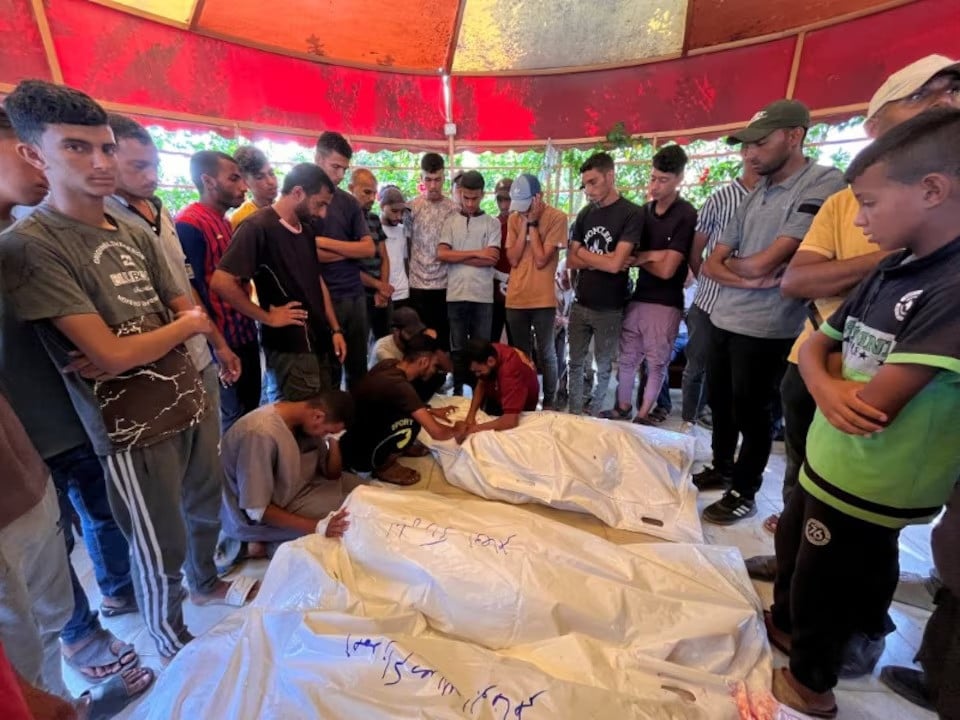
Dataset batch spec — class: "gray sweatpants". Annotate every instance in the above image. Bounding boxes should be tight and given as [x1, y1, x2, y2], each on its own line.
[101, 364, 223, 658]
[0, 479, 72, 697]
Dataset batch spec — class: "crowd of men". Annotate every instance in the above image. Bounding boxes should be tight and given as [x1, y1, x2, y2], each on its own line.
[1, 52, 960, 720]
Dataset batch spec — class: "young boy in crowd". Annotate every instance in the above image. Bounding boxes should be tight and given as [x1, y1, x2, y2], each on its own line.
[0, 80, 256, 662]
[769, 108, 960, 717]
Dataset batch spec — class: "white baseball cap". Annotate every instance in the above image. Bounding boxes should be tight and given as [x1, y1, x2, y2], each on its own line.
[867, 55, 960, 121]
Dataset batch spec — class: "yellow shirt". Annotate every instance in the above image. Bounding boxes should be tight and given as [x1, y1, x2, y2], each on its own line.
[787, 186, 880, 363]
[229, 199, 262, 230]
[504, 205, 568, 309]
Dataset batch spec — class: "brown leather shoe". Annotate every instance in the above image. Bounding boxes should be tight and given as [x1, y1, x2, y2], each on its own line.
[772, 668, 837, 718]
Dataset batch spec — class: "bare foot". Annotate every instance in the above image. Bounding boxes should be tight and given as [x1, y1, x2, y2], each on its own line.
[191, 576, 259, 607]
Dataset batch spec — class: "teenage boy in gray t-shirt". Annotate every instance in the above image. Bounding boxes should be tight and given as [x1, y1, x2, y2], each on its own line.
[0, 81, 257, 660]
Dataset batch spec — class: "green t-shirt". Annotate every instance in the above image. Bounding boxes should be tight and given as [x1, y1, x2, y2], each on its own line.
[801, 240, 960, 529]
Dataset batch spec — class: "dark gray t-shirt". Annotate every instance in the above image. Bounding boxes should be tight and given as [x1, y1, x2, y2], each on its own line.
[709, 161, 846, 339]
[0, 205, 206, 455]
[0, 217, 89, 459]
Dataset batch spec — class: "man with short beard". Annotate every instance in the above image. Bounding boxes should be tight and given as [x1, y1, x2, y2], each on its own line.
[212, 163, 346, 403]
[696, 100, 846, 526]
[177, 151, 259, 431]
[349, 168, 393, 341]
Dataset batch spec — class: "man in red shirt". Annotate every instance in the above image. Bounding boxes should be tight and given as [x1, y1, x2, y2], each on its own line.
[459, 339, 539, 439]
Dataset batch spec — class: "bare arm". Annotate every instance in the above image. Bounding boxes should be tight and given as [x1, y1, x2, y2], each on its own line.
[566, 241, 587, 270]
[633, 249, 685, 280]
[505, 222, 526, 268]
[316, 248, 344, 263]
[725, 236, 800, 279]
[689, 231, 709, 277]
[411, 407, 458, 441]
[703, 244, 778, 289]
[211, 269, 307, 328]
[574, 240, 634, 274]
[322, 437, 343, 479]
[780, 249, 892, 299]
[53, 307, 210, 376]
[464, 412, 520, 435]
[315, 235, 376, 259]
[261, 504, 318, 535]
[465, 379, 486, 425]
[528, 226, 559, 270]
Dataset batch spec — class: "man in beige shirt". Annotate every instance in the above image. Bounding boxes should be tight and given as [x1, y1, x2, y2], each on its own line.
[504, 174, 568, 409]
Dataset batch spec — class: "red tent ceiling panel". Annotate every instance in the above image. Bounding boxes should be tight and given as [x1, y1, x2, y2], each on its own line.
[2, 0, 959, 147]
[685, 0, 898, 50]
[0, 0, 54, 85]
[452, 39, 796, 144]
[43, 0, 447, 142]
[794, 0, 960, 112]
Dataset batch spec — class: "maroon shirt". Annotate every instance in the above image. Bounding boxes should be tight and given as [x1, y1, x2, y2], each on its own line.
[488, 343, 539, 415]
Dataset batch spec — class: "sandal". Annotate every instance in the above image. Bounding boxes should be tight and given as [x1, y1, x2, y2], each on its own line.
[99, 596, 138, 618]
[649, 406, 669, 424]
[79, 665, 155, 720]
[772, 668, 837, 718]
[376, 462, 421, 486]
[62, 629, 139, 680]
[191, 575, 259, 608]
[631, 414, 656, 426]
[763, 610, 792, 654]
[599, 405, 632, 421]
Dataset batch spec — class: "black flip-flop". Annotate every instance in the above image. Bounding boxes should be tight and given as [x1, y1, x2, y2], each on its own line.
[81, 666, 155, 720]
[100, 596, 138, 618]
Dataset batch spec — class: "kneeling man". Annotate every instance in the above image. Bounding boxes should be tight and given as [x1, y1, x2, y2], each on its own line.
[219, 391, 356, 566]
[459, 339, 540, 440]
[342, 333, 458, 485]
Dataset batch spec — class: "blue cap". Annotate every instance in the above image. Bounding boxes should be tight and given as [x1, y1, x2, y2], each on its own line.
[509, 173, 542, 212]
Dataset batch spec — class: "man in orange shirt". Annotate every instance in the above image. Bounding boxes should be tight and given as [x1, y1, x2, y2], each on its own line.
[504, 174, 568, 409]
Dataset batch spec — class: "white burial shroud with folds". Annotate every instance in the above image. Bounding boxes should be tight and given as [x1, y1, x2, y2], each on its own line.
[421, 397, 705, 543]
[131, 486, 773, 720]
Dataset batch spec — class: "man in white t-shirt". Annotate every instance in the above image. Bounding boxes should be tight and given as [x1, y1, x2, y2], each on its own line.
[378, 185, 411, 309]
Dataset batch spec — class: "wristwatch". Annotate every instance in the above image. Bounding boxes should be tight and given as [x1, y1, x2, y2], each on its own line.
[332, 328, 344, 335]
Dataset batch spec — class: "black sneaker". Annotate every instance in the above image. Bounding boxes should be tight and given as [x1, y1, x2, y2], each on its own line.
[702, 490, 756, 525]
[692, 466, 733, 490]
[879, 667, 935, 711]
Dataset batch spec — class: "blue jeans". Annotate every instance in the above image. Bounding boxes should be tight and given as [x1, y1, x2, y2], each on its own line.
[48, 444, 134, 645]
[448, 301, 493, 393]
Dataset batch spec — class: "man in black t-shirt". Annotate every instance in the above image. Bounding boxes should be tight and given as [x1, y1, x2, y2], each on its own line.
[313, 132, 376, 389]
[341, 334, 458, 485]
[566, 152, 644, 415]
[212, 163, 347, 402]
[603, 145, 696, 424]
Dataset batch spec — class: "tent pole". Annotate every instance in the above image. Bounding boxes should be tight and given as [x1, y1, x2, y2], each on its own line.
[448, 134, 456, 172]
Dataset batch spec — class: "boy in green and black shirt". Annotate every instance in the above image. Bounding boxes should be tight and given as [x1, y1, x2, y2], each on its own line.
[770, 108, 960, 718]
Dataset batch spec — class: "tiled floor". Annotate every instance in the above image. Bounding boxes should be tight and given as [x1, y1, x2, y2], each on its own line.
[70, 402, 938, 719]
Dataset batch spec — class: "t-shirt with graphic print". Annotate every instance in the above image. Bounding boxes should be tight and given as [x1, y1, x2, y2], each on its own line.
[409, 195, 458, 290]
[570, 196, 644, 311]
[340, 359, 424, 472]
[801, 238, 960, 529]
[0, 205, 206, 456]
